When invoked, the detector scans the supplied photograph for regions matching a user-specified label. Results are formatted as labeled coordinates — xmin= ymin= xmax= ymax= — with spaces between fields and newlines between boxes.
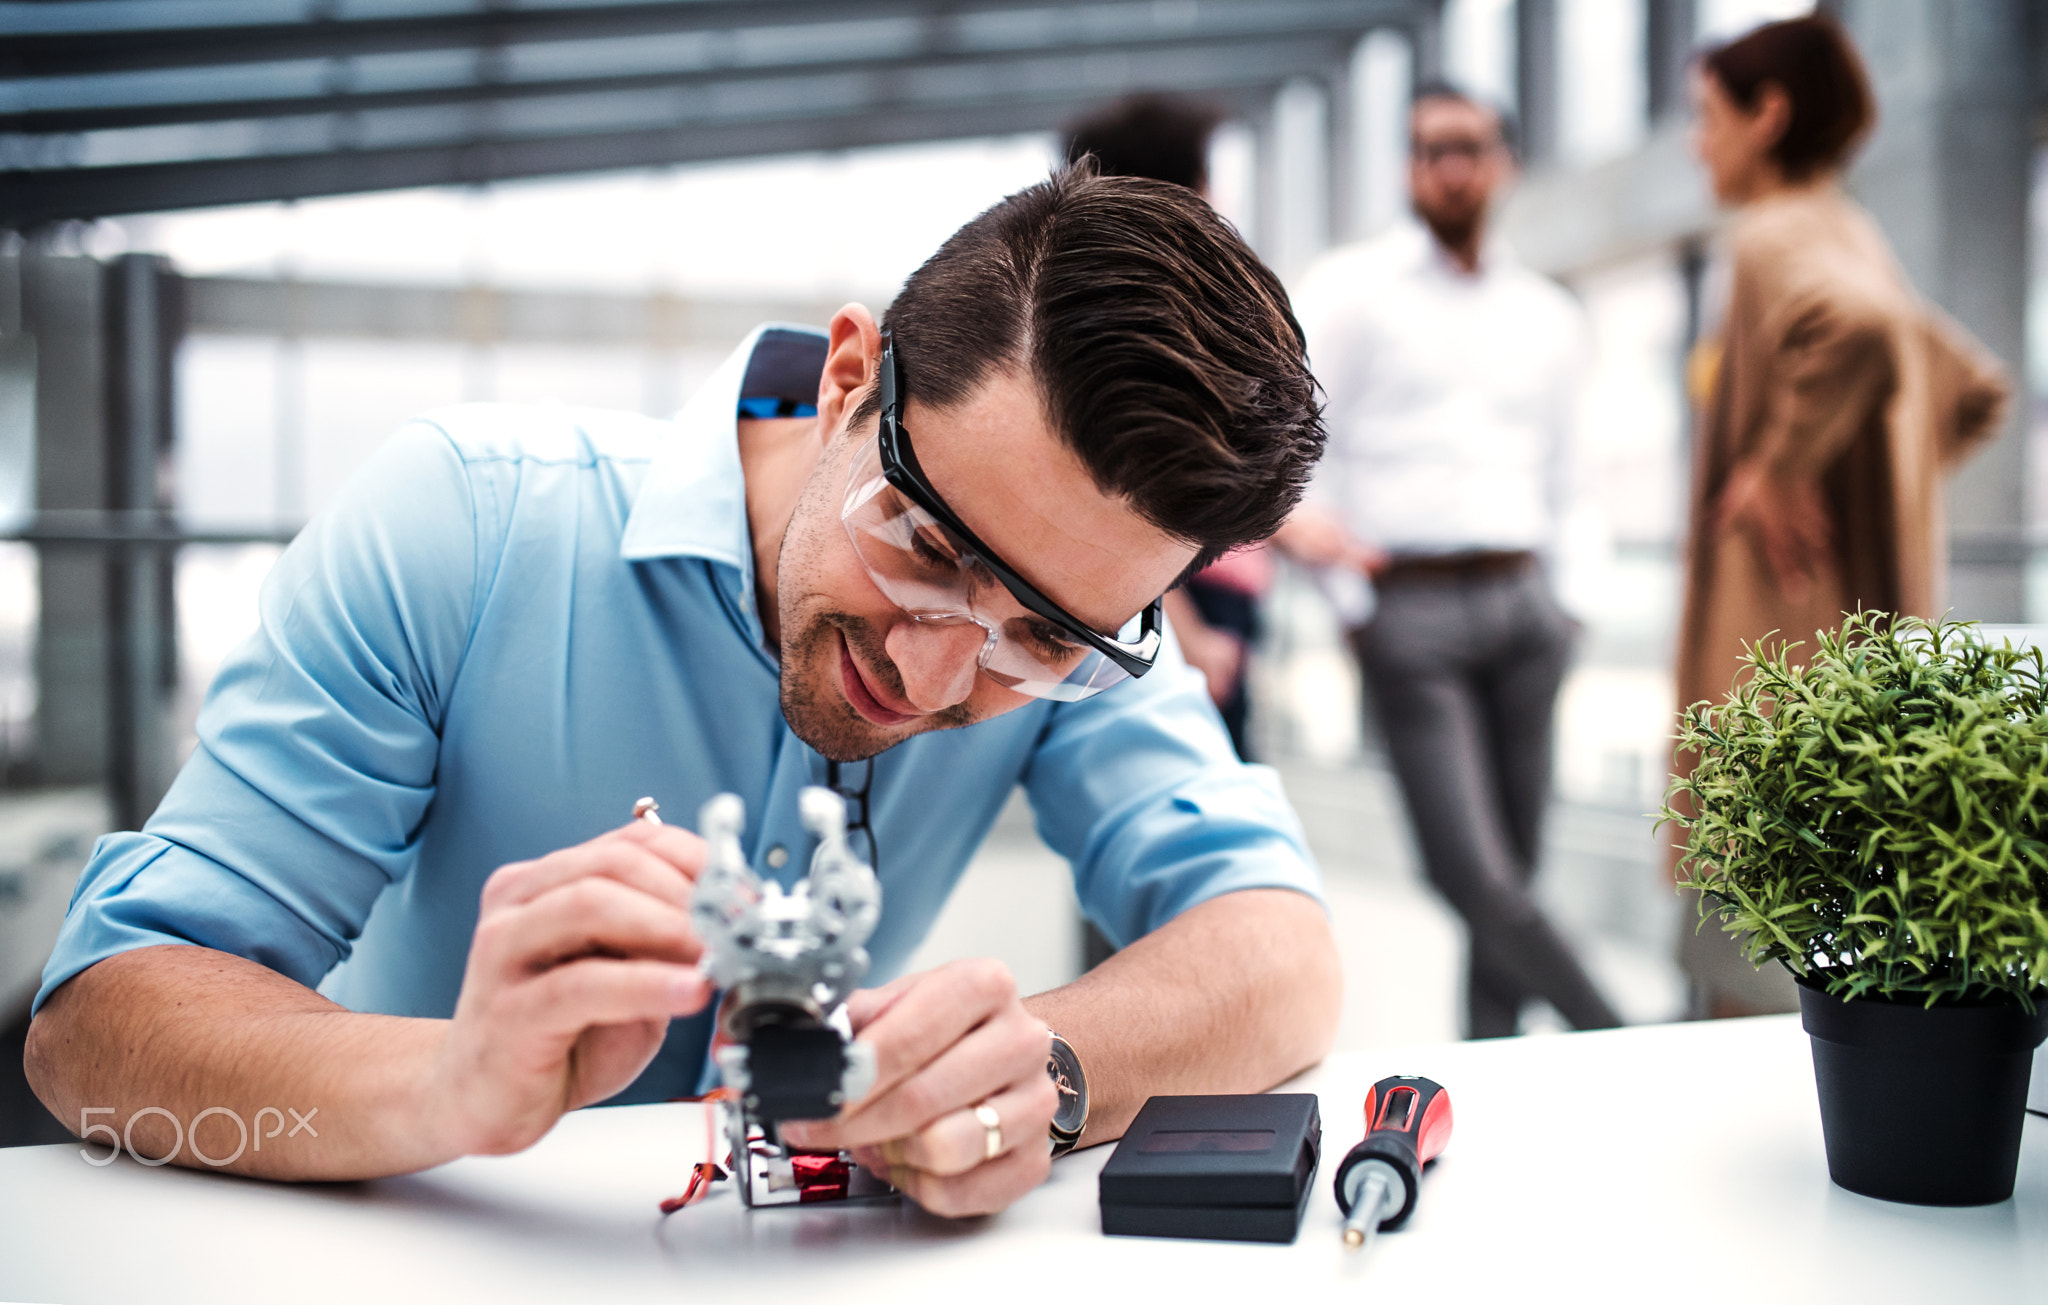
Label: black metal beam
xmin=1515 ymin=0 xmax=1559 ymax=165
xmin=1 ymin=93 xmax=1254 ymax=225
xmin=3 ymin=26 xmax=1379 ymax=134
xmin=3 ymin=0 xmax=1415 ymax=79
xmin=1 ymin=37 xmax=1324 ymax=224
xmin=7 ymin=1 xmax=913 ymax=79
xmin=2 ymin=513 xmax=298 ymax=548
xmin=103 ymin=254 xmax=177 ymax=831
xmin=183 ymin=276 xmax=853 ymax=349
xmin=1645 ymin=0 xmax=1696 ymax=124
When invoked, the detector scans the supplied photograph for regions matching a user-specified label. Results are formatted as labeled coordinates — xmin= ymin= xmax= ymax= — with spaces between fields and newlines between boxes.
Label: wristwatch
xmin=1046 ymin=1031 xmax=1089 ymax=1156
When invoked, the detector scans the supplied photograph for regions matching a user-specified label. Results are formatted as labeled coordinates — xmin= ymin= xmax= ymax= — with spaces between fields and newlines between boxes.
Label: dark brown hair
xmin=1063 ymin=94 xmax=1222 ymax=193
xmin=1409 ymin=79 xmax=1520 ymax=160
xmin=1702 ymin=13 xmax=1875 ymax=179
xmin=854 ymin=163 xmax=1323 ymax=572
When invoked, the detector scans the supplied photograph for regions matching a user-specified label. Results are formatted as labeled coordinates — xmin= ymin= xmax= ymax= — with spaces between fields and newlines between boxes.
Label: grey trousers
xmin=1351 ymin=564 xmax=1622 ymax=1038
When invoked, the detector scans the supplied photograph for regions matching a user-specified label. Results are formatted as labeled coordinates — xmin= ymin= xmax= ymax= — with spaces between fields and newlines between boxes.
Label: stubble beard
xmin=780 ymin=610 xmax=891 ymax=762
xmin=774 ymin=458 xmax=980 ymax=762
xmin=1416 ymin=198 xmax=1484 ymax=260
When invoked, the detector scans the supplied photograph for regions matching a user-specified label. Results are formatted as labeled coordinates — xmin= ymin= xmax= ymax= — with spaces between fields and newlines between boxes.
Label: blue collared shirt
xmin=36 ymin=325 xmax=1322 ymax=1101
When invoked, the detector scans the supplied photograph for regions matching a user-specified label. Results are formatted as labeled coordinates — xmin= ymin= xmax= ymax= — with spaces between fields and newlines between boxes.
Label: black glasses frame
xmin=874 ymin=334 xmax=1164 ymax=681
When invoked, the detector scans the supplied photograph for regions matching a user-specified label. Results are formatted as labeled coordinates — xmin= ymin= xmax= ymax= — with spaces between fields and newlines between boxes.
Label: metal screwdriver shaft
xmin=1342 ymin=1170 xmax=1390 ymax=1250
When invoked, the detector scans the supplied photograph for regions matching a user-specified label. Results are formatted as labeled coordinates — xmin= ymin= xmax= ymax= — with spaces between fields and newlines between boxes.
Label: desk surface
xmin=3 ymin=1015 xmax=2043 ymax=1304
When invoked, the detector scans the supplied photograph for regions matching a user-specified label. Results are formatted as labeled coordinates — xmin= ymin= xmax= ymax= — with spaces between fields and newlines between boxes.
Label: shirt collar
xmin=1397 ymin=218 xmax=1514 ymax=281
xmin=618 ymin=321 xmax=828 ymax=572
xmin=619 ymin=322 xmax=830 ymax=655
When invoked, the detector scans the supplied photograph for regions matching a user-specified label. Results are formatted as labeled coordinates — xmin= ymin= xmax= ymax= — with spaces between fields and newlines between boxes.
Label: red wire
xmin=658 ymin=1087 xmax=737 ymax=1215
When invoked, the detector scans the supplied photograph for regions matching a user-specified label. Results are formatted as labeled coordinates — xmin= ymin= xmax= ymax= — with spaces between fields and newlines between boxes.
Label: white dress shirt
xmin=1294 ymin=222 xmax=1588 ymax=561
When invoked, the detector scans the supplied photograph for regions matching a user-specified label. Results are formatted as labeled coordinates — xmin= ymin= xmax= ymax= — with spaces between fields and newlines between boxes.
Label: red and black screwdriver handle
xmin=1332 ymin=1075 xmax=1453 ymax=1231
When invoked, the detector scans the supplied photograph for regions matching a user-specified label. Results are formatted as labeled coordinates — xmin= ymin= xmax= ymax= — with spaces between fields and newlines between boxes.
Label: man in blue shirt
xmin=26 ymin=169 xmax=1338 ymax=1217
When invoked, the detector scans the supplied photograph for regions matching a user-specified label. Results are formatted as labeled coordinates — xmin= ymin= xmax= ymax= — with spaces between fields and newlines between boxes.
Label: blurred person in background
xmin=1289 ymin=83 xmax=1621 ymax=1039
xmin=1066 ymin=94 xmax=1272 ymax=760
xmin=1676 ymin=14 xmax=2009 ymax=1017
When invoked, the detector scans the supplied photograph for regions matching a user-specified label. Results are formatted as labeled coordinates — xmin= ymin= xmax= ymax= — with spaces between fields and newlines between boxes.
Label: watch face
xmin=1047 ymin=1034 xmax=1088 ymax=1137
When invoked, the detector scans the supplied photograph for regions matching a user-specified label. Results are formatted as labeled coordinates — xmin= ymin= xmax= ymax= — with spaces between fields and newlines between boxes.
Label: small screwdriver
xmin=1334 ymin=1075 xmax=1453 ymax=1252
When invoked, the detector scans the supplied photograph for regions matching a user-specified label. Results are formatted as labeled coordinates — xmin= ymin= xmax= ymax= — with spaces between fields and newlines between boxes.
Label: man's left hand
xmin=778 ymin=959 xmax=1056 ymax=1217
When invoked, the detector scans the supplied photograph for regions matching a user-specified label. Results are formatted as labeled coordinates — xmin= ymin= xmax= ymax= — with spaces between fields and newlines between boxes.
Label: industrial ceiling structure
xmin=0 ymin=0 xmax=2040 ymax=829
xmin=1 ymin=0 xmax=1438 ymax=227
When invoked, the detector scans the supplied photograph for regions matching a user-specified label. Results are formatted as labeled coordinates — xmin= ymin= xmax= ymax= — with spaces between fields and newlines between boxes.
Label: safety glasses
xmin=839 ymin=335 xmax=1164 ymax=703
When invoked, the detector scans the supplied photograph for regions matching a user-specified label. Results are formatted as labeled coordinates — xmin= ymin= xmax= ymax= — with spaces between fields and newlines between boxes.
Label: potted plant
xmin=1663 ymin=611 xmax=2048 ymax=1206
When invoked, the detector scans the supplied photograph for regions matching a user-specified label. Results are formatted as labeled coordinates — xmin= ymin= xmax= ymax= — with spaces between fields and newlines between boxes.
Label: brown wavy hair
xmin=1702 ymin=13 xmax=1875 ymax=180
xmin=852 ymin=162 xmax=1323 ymax=574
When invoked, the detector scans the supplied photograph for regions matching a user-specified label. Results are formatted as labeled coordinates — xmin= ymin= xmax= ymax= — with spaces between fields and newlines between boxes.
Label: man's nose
xmin=885 ymin=617 xmax=986 ymax=711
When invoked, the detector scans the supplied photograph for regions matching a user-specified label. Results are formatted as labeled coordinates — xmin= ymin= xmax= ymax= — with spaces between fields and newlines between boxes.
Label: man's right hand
xmin=426 ymin=819 xmax=714 ymax=1158
xmin=1273 ymin=509 xmax=1388 ymax=578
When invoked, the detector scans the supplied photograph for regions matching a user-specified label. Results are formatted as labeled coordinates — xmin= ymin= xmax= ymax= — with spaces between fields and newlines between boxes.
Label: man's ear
xmin=816 ymin=303 xmax=883 ymax=450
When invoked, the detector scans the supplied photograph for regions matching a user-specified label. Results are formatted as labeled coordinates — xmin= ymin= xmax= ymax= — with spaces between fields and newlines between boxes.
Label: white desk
xmin=3 ymin=1016 xmax=2043 ymax=1304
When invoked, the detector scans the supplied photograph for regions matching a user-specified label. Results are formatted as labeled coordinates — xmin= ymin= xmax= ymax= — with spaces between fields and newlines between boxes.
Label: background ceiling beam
xmin=183 ymin=274 xmax=854 ymax=348
xmin=3 ymin=86 xmax=1288 ymax=226
xmin=1 ymin=0 xmax=1415 ymax=79
xmin=0 ymin=0 xmax=1444 ymax=223
xmin=2 ymin=28 xmax=1368 ymax=135
xmin=2 ymin=27 xmax=1364 ymax=224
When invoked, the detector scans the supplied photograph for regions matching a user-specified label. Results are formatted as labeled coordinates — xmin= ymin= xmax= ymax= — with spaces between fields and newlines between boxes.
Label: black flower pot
xmin=1798 ymin=978 xmax=2048 ymax=1205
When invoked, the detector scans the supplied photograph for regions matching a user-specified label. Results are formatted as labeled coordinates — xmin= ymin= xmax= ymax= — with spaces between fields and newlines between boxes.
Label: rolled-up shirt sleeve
xmin=33 ymin=422 xmax=486 ymax=1013
xmin=1021 ymin=644 xmax=1324 ymax=949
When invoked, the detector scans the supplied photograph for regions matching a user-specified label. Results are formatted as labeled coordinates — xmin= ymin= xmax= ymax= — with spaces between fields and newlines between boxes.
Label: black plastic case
xmin=1097 ymin=1094 xmax=1322 ymax=1243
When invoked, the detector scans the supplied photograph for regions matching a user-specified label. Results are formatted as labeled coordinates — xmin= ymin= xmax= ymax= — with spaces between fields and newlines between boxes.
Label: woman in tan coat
xmin=1675 ymin=15 xmax=2010 ymax=1016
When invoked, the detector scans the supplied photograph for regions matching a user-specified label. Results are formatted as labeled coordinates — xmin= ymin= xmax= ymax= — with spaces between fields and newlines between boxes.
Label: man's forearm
xmin=1023 ymin=887 xmax=1341 ymax=1148
xmin=28 ymin=824 xmax=713 ymax=1184
xmin=25 ymin=945 xmax=454 ymax=1180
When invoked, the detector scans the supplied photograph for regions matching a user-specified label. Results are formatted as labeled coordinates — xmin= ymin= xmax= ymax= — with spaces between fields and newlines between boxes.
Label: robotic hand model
xmin=690 ymin=786 xmax=889 ymax=1207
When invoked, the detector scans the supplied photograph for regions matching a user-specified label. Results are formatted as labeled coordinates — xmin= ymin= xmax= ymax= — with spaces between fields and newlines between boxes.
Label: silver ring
xmin=973 ymin=1102 xmax=1002 ymax=1160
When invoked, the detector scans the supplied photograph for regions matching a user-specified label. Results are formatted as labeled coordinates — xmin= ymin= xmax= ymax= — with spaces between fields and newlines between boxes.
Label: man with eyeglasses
xmin=25 ymin=168 xmax=1339 ymax=1218
xmin=1287 ymin=83 xmax=1621 ymax=1040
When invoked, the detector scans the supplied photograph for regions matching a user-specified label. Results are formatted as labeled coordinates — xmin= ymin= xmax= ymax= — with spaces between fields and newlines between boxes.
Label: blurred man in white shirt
xmin=1290 ymin=83 xmax=1621 ymax=1039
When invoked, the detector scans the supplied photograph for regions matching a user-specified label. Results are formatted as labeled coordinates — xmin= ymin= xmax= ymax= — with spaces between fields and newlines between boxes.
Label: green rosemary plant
xmin=1662 ymin=612 xmax=2048 ymax=1008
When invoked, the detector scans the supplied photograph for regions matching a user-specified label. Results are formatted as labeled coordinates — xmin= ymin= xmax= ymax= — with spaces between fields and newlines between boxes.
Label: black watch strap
xmin=1046 ymin=1031 xmax=1088 ymax=1156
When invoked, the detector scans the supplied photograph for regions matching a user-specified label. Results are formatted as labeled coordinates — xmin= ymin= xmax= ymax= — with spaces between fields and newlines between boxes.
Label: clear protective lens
xmin=841 ymin=437 xmax=1135 ymax=702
